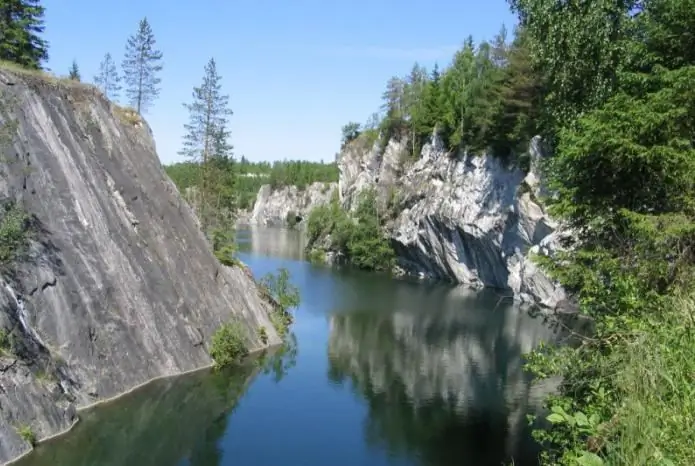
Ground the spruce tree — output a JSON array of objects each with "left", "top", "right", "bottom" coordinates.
[
  {"left": 121, "top": 17, "right": 163, "bottom": 113},
  {"left": 179, "top": 57, "right": 234, "bottom": 230},
  {"left": 94, "top": 52, "right": 121, "bottom": 100},
  {"left": 0, "top": 0, "right": 49, "bottom": 69},
  {"left": 68, "top": 59, "right": 80, "bottom": 80}
]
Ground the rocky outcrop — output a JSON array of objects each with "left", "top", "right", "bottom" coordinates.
[
  {"left": 0, "top": 68, "right": 280, "bottom": 463},
  {"left": 338, "top": 131, "right": 569, "bottom": 309},
  {"left": 249, "top": 182, "right": 337, "bottom": 227}
]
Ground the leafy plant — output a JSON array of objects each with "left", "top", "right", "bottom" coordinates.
[
  {"left": 209, "top": 321, "right": 248, "bottom": 369},
  {"left": 16, "top": 424, "right": 36, "bottom": 446},
  {"left": 0, "top": 202, "right": 31, "bottom": 265},
  {"left": 260, "top": 268, "right": 300, "bottom": 338}
]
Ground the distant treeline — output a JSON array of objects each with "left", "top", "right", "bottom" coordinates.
[{"left": 164, "top": 157, "right": 339, "bottom": 210}]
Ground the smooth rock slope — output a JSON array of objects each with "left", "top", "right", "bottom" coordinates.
[
  {"left": 250, "top": 181, "right": 337, "bottom": 226},
  {"left": 0, "top": 68, "right": 280, "bottom": 463},
  {"left": 338, "top": 131, "right": 569, "bottom": 308}
]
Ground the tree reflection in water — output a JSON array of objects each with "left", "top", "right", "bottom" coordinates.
[{"left": 327, "top": 293, "right": 561, "bottom": 466}]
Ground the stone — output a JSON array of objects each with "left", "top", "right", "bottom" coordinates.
[{"left": 337, "top": 131, "right": 569, "bottom": 308}]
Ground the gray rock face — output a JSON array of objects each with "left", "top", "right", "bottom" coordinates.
[
  {"left": 0, "top": 70, "right": 279, "bottom": 463},
  {"left": 338, "top": 132, "right": 568, "bottom": 308},
  {"left": 249, "top": 182, "right": 337, "bottom": 226}
]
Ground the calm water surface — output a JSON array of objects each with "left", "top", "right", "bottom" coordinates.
[{"left": 17, "top": 227, "right": 561, "bottom": 466}]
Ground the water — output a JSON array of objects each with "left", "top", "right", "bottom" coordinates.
[{"left": 16, "top": 226, "right": 561, "bottom": 466}]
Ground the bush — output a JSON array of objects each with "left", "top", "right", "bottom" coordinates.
[
  {"left": 16, "top": 424, "right": 36, "bottom": 446},
  {"left": 209, "top": 321, "right": 248, "bottom": 368},
  {"left": 305, "top": 189, "right": 395, "bottom": 272},
  {"left": 260, "top": 267, "right": 300, "bottom": 338},
  {"left": 0, "top": 329, "right": 10, "bottom": 353},
  {"left": 211, "top": 228, "right": 240, "bottom": 267},
  {"left": 285, "top": 210, "right": 300, "bottom": 228},
  {"left": 0, "top": 202, "right": 31, "bottom": 265}
]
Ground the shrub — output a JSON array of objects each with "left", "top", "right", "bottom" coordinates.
[
  {"left": 16, "top": 424, "right": 36, "bottom": 446},
  {"left": 0, "top": 329, "right": 9, "bottom": 353},
  {"left": 260, "top": 268, "right": 300, "bottom": 338},
  {"left": 258, "top": 326, "right": 268, "bottom": 345},
  {"left": 0, "top": 202, "right": 31, "bottom": 265},
  {"left": 209, "top": 321, "right": 248, "bottom": 368},
  {"left": 305, "top": 188, "right": 395, "bottom": 272},
  {"left": 211, "top": 228, "right": 240, "bottom": 267},
  {"left": 285, "top": 210, "right": 300, "bottom": 228}
]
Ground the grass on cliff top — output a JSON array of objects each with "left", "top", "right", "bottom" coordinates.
[
  {"left": 0, "top": 60, "right": 98, "bottom": 92},
  {"left": 112, "top": 104, "right": 142, "bottom": 126},
  {"left": 0, "top": 61, "right": 144, "bottom": 128}
]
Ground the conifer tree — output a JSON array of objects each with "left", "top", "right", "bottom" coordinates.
[
  {"left": 179, "top": 57, "right": 234, "bottom": 230},
  {"left": 94, "top": 52, "right": 121, "bottom": 100},
  {"left": 122, "top": 17, "right": 163, "bottom": 113},
  {"left": 0, "top": 0, "right": 49, "bottom": 69},
  {"left": 68, "top": 59, "right": 80, "bottom": 80}
]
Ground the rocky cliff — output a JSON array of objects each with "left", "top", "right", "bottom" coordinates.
[
  {"left": 0, "top": 67, "right": 280, "bottom": 463},
  {"left": 250, "top": 182, "right": 337, "bottom": 227},
  {"left": 338, "top": 132, "right": 569, "bottom": 309}
]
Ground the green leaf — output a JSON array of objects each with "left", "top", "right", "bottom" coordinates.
[
  {"left": 574, "top": 411, "right": 589, "bottom": 427},
  {"left": 546, "top": 413, "right": 566, "bottom": 424},
  {"left": 574, "top": 451, "right": 604, "bottom": 466}
]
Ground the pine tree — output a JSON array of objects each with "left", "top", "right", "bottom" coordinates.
[
  {"left": 122, "top": 17, "right": 163, "bottom": 114},
  {"left": 94, "top": 52, "right": 121, "bottom": 100},
  {"left": 68, "top": 59, "right": 80, "bottom": 80},
  {"left": 179, "top": 57, "right": 233, "bottom": 230},
  {"left": 0, "top": 0, "right": 49, "bottom": 69}
]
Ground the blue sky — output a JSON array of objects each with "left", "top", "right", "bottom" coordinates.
[{"left": 42, "top": 0, "right": 517, "bottom": 164}]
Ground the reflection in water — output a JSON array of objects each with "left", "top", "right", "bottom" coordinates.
[
  {"left": 14, "top": 340, "right": 299, "bottom": 466},
  {"left": 327, "top": 289, "right": 561, "bottom": 466},
  {"left": 236, "top": 225, "right": 307, "bottom": 260},
  {"left": 13, "top": 226, "right": 563, "bottom": 466}
]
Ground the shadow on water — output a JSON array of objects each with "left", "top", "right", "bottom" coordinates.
[
  {"left": 327, "top": 289, "right": 563, "bottom": 466},
  {"left": 13, "top": 342, "right": 298, "bottom": 466}
]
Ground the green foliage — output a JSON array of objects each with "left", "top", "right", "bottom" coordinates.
[
  {"left": 260, "top": 267, "right": 300, "bottom": 338},
  {"left": 177, "top": 57, "right": 235, "bottom": 232},
  {"left": 0, "top": 0, "right": 48, "bottom": 70},
  {"left": 258, "top": 326, "right": 268, "bottom": 345},
  {"left": 306, "top": 248, "right": 325, "bottom": 264},
  {"left": 0, "top": 202, "right": 31, "bottom": 265},
  {"left": 509, "top": 0, "right": 695, "bottom": 464},
  {"left": 93, "top": 52, "right": 121, "bottom": 101},
  {"left": 164, "top": 158, "right": 338, "bottom": 214},
  {"left": 267, "top": 160, "right": 338, "bottom": 190},
  {"left": 0, "top": 328, "right": 9, "bottom": 353},
  {"left": 16, "top": 424, "right": 36, "bottom": 446},
  {"left": 68, "top": 59, "right": 80, "bottom": 81},
  {"left": 306, "top": 189, "right": 395, "bottom": 272},
  {"left": 285, "top": 210, "right": 299, "bottom": 228},
  {"left": 211, "top": 228, "right": 239, "bottom": 267},
  {"left": 122, "top": 16, "right": 163, "bottom": 114},
  {"left": 209, "top": 321, "right": 248, "bottom": 369},
  {"left": 341, "top": 121, "right": 361, "bottom": 148},
  {"left": 344, "top": 25, "right": 542, "bottom": 162}
]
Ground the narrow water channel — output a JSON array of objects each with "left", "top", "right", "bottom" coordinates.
[{"left": 16, "top": 226, "right": 562, "bottom": 466}]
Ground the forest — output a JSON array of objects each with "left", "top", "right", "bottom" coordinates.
[{"left": 341, "top": 23, "right": 540, "bottom": 165}]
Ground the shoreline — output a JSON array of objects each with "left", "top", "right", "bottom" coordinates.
[{"left": 2, "top": 344, "right": 276, "bottom": 466}]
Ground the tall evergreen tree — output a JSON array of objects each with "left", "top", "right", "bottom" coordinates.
[
  {"left": 179, "top": 57, "right": 234, "bottom": 230},
  {"left": 0, "top": 0, "right": 49, "bottom": 69},
  {"left": 68, "top": 59, "right": 80, "bottom": 80},
  {"left": 94, "top": 52, "right": 121, "bottom": 100},
  {"left": 122, "top": 17, "right": 163, "bottom": 114}
]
